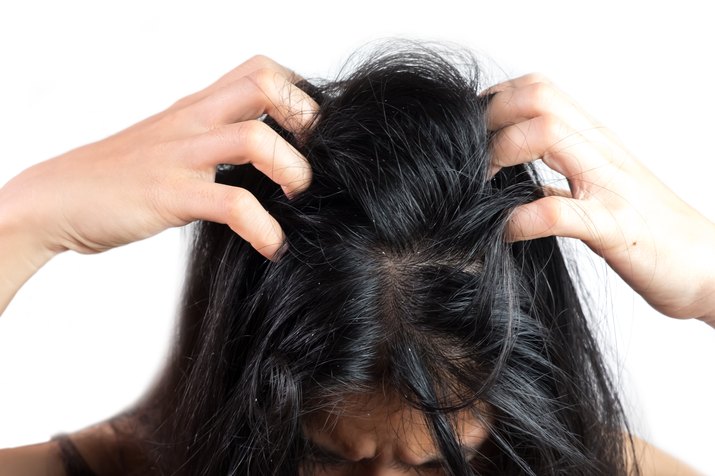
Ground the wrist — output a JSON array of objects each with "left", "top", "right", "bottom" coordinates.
[
  {"left": 694, "top": 229, "right": 715, "bottom": 328},
  {"left": 0, "top": 184, "right": 61, "bottom": 315},
  {"left": 698, "top": 294, "right": 715, "bottom": 329}
]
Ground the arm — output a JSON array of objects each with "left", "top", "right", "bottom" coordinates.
[
  {"left": 0, "top": 442, "right": 65, "bottom": 476},
  {"left": 0, "top": 55, "right": 316, "bottom": 319},
  {"left": 0, "top": 55, "right": 317, "bottom": 474}
]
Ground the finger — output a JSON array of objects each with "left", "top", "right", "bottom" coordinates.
[
  {"left": 486, "top": 80, "right": 595, "bottom": 132},
  {"left": 206, "top": 55, "right": 304, "bottom": 96},
  {"left": 190, "top": 68, "right": 319, "bottom": 134},
  {"left": 481, "top": 72, "right": 550, "bottom": 97},
  {"left": 182, "top": 120, "right": 312, "bottom": 197},
  {"left": 490, "top": 115, "right": 609, "bottom": 178},
  {"left": 182, "top": 182, "right": 285, "bottom": 260},
  {"left": 506, "top": 196, "right": 600, "bottom": 243},
  {"left": 173, "top": 55, "right": 304, "bottom": 110}
]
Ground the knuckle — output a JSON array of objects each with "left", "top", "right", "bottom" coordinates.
[
  {"left": 523, "top": 72, "right": 552, "bottom": 86},
  {"left": 205, "top": 123, "right": 234, "bottom": 147},
  {"left": 246, "top": 54, "right": 277, "bottom": 71},
  {"left": 493, "top": 126, "right": 517, "bottom": 151},
  {"left": 526, "top": 81, "right": 557, "bottom": 113},
  {"left": 539, "top": 113, "right": 565, "bottom": 139},
  {"left": 248, "top": 67, "right": 280, "bottom": 96},
  {"left": 226, "top": 187, "right": 254, "bottom": 222},
  {"left": 161, "top": 137, "right": 213, "bottom": 181},
  {"left": 143, "top": 169, "right": 174, "bottom": 218},
  {"left": 540, "top": 198, "right": 564, "bottom": 229},
  {"left": 235, "top": 120, "right": 270, "bottom": 153}
]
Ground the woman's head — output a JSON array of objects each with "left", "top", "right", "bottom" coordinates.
[{"left": 138, "top": 42, "right": 634, "bottom": 475}]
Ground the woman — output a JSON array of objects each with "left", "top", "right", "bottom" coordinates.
[{"left": 0, "top": 44, "right": 711, "bottom": 475}]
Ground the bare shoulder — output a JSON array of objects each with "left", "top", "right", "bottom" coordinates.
[{"left": 627, "top": 434, "right": 704, "bottom": 476}]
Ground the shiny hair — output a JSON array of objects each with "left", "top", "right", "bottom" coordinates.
[{"left": 129, "top": 42, "right": 636, "bottom": 475}]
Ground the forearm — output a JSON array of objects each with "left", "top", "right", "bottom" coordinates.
[
  {"left": 0, "top": 441, "right": 65, "bottom": 476},
  {"left": 691, "top": 242, "right": 715, "bottom": 328}
]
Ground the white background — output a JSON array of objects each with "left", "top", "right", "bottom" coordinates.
[{"left": 1, "top": 1, "right": 714, "bottom": 473}]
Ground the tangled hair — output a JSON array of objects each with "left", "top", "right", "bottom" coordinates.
[{"left": 129, "top": 43, "right": 636, "bottom": 475}]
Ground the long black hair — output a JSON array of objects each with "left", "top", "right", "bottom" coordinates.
[{"left": 128, "top": 42, "right": 636, "bottom": 475}]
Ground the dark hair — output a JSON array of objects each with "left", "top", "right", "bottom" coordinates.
[{"left": 127, "top": 42, "right": 636, "bottom": 475}]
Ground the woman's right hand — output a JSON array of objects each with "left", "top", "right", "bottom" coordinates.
[{"left": 0, "top": 55, "right": 316, "bottom": 261}]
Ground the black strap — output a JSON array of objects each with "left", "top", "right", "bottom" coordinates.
[{"left": 51, "top": 433, "right": 99, "bottom": 476}]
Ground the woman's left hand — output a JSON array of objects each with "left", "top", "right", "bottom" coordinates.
[{"left": 486, "top": 74, "right": 715, "bottom": 325}]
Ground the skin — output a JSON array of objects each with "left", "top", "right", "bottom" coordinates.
[
  {"left": 300, "top": 393, "right": 491, "bottom": 475},
  {"left": 0, "top": 57, "right": 712, "bottom": 474},
  {"left": 0, "top": 54, "right": 316, "bottom": 314},
  {"left": 486, "top": 74, "right": 715, "bottom": 324}
]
